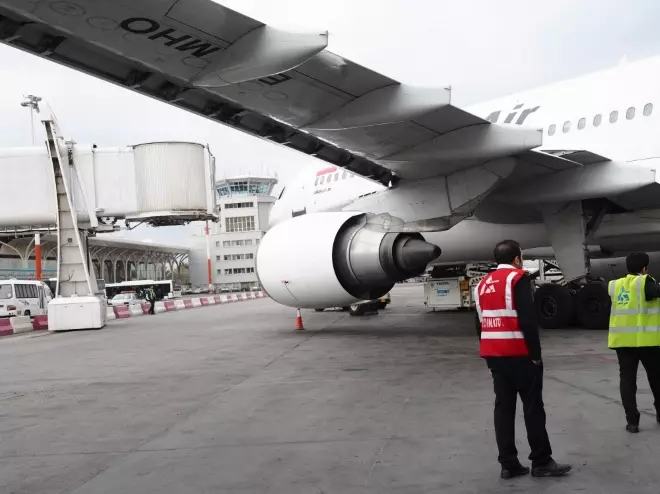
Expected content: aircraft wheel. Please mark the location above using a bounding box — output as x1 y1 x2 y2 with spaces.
535 284 573 329
575 283 611 330
349 304 366 316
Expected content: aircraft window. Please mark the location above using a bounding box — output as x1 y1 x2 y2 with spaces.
320 176 325 185
548 124 556 136
644 103 653 116
610 111 618 123
578 118 586 130
593 114 602 127
334 173 339 182
562 121 571 133
626 107 635 120
314 177 319 186
342 170 348 179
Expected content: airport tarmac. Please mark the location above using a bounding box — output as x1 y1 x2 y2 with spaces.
0 284 658 493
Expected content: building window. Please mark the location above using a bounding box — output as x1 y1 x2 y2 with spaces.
578 118 586 130
216 269 222 275
245 239 253 246
225 216 255 233
232 254 245 260
234 240 244 246
593 114 602 127
255 239 260 245
626 107 635 120
247 267 255 273
224 255 231 261
644 103 653 116
215 241 220 247
224 269 232 275
610 111 618 123
225 202 254 209
246 253 254 260
548 124 556 136
223 241 231 247
562 121 571 133
216 255 220 261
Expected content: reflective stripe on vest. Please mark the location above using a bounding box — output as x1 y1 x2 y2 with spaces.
475 267 528 357
608 274 660 348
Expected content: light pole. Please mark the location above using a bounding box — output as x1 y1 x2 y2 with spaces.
20 94 42 145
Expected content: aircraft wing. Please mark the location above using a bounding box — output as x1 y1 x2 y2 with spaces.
0 0 542 185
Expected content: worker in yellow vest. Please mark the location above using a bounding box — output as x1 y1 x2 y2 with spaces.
608 252 660 433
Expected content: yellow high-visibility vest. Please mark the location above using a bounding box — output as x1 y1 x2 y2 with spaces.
608 274 660 348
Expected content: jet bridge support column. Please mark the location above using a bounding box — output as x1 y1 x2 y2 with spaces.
42 109 105 331
536 201 611 330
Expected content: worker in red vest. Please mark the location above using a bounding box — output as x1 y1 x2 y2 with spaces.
474 240 571 479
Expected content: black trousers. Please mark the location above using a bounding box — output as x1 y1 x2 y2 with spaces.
487 357 553 468
149 300 155 315
615 347 660 426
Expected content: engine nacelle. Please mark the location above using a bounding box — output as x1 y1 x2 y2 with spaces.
256 212 441 308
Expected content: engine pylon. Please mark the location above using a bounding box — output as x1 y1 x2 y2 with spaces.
295 309 304 330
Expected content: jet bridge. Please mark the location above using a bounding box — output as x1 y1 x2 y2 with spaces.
0 101 217 330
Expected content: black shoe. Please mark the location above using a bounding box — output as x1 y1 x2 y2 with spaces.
501 464 530 479
531 459 572 477
626 424 640 433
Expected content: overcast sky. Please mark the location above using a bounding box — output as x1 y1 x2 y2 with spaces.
2 0 660 246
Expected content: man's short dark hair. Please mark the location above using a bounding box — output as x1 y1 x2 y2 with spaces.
494 240 522 265
626 252 650 274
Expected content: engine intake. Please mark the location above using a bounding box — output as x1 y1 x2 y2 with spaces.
256 212 441 308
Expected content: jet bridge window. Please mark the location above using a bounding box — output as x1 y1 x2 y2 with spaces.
626 107 636 120
593 114 602 127
562 121 571 133
644 103 653 116
610 111 619 123
578 118 586 130
548 124 556 136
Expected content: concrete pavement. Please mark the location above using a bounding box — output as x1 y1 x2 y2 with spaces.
0 284 657 493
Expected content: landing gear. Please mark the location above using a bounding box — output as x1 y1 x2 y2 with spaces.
574 282 611 329
535 284 573 329
537 200 612 330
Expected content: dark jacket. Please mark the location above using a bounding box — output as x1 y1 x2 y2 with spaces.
645 275 660 301
477 274 542 362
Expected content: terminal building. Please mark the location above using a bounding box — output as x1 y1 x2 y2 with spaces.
0 232 189 284
189 176 278 291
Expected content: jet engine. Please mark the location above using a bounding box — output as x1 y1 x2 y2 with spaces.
256 212 441 308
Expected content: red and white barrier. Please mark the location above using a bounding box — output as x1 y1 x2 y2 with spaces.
0 293 271 337
0 318 13 336
11 316 33 334
106 307 116 321
129 305 144 317
113 306 131 319
33 315 49 330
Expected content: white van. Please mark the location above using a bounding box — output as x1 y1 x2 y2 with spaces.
0 280 53 318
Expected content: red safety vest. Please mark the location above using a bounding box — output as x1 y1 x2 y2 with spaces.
474 267 529 357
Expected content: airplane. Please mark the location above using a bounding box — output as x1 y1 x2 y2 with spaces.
1 0 660 330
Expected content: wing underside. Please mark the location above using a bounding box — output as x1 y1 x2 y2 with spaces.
0 0 542 185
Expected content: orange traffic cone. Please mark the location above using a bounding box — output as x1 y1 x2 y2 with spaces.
295 309 304 330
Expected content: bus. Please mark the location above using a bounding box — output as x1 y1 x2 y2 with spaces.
0 279 53 318
104 280 177 301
